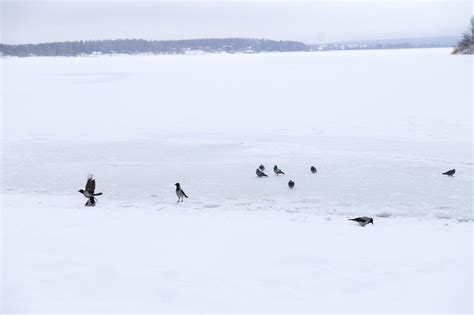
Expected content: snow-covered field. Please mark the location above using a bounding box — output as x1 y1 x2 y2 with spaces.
1 48 473 313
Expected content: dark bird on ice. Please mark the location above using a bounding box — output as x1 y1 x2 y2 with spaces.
442 169 456 176
256 168 268 177
273 165 285 175
288 180 295 189
310 166 317 173
348 216 374 227
175 183 188 202
259 164 265 171
78 175 102 207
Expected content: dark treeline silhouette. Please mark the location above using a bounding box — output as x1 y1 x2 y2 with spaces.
0 38 309 57
453 17 474 54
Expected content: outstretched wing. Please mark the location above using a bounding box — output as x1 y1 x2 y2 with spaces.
85 178 95 194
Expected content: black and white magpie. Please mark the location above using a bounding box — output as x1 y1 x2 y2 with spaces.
442 169 455 176
256 168 268 177
273 165 285 175
288 180 295 189
78 175 102 207
175 183 188 202
348 216 374 226
310 166 317 173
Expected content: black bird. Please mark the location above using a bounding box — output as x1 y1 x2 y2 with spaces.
348 216 374 227
273 165 285 175
175 183 188 202
288 180 295 189
442 169 456 176
78 175 102 207
259 164 265 171
310 166 317 173
256 168 268 177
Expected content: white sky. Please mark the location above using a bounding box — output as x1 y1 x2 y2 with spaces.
1 0 472 44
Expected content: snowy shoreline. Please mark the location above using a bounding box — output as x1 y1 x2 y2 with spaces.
2 192 472 313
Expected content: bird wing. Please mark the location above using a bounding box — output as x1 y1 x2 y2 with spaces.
85 178 95 194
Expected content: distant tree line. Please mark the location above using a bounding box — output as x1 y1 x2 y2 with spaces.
453 17 474 55
310 42 449 51
0 38 309 57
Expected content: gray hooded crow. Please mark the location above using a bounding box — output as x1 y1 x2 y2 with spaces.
348 216 374 227
273 165 285 175
256 168 268 177
175 183 188 202
442 169 455 176
288 180 295 189
78 175 102 207
310 166 317 173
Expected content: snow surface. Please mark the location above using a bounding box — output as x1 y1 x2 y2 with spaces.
1 48 473 313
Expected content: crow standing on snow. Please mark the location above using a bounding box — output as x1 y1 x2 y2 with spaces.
78 175 103 207
310 166 317 173
288 180 295 189
175 183 188 202
273 165 285 175
348 216 374 227
442 169 456 176
259 164 265 171
256 168 268 177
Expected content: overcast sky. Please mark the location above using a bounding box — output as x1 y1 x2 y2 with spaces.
1 0 472 44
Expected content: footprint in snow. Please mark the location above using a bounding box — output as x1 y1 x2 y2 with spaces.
203 204 220 209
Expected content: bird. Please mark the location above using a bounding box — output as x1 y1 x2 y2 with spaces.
310 166 317 173
273 165 285 175
288 180 295 189
78 175 103 207
256 168 268 177
259 164 265 171
442 169 455 176
175 183 188 202
348 216 374 227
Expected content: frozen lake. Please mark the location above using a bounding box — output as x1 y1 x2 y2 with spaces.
1 48 473 313
2 48 472 219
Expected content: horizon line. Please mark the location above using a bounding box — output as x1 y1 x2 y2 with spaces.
0 35 461 46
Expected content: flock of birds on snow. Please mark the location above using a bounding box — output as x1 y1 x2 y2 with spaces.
78 167 457 227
